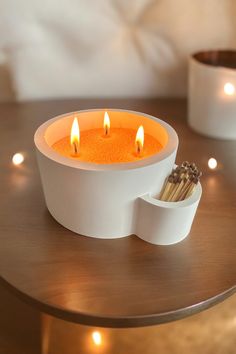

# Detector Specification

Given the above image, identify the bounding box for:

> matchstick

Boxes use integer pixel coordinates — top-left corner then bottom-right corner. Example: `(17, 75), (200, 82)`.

(159, 175), (175, 201)
(170, 177), (187, 202)
(185, 177), (199, 199)
(158, 162), (201, 202)
(167, 176), (182, 201)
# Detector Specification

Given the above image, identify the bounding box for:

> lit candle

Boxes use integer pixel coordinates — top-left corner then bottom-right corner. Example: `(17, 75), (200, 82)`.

(52, 112), (162, 164)
(103, 111), (110, 137)
(189, 50), (236, 139)
(35, 109), (179, 241)
(135, 125), (144, 157)
(70, 117), (80, 156)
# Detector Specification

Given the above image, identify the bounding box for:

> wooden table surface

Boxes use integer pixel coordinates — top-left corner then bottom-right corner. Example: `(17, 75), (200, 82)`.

(0, 98), (235, 328)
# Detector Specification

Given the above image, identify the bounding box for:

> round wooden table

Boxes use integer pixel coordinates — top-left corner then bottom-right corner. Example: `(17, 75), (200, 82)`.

(0, 99), (235, 328)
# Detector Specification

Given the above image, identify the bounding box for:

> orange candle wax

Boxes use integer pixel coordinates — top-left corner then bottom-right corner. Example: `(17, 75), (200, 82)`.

(52, 128), (162, 164)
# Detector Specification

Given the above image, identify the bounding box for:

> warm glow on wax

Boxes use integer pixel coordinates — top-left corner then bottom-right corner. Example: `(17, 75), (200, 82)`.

(135, 125), (144, 156)
(224, 82), (235, 96)
(103, 111), (110, 136)
(70, 117), (80, 155)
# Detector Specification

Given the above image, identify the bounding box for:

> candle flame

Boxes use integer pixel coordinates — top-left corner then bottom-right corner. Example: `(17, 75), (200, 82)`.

(103, 111), (110, 136)
(70, 117), (80, 155)
(135, 125), (144, 156)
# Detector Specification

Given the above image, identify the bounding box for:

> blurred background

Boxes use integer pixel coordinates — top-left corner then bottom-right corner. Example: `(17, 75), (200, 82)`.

(0, 0), (236, 101)
(0, 1), (236, 354)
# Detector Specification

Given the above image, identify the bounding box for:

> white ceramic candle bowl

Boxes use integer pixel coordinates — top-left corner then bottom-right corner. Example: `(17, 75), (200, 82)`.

(35, 109), (201, 245)
(188, 50), (236, 140)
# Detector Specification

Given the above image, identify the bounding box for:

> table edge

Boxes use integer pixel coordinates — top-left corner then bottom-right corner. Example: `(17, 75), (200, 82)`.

(0, 276), (235, 328)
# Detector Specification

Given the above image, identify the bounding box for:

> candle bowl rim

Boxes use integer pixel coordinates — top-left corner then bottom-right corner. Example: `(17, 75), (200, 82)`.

(34, 108), (178, 172)
(191, 49), (236, 71)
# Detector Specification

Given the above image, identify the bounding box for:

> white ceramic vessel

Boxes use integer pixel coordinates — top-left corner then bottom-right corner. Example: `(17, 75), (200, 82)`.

(35, 109), (201, 245)
(188, 50), (236, 140)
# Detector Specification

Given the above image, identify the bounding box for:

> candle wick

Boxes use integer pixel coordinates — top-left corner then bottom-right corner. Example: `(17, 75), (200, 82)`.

(104, 125), (110, 137)
(72, 141), (79, 156)
(136, 141), (143, 157)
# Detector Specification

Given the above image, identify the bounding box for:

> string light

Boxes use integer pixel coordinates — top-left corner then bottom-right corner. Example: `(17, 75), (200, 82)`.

(12, 153), (24, 166)
(208, 158), (217, 170)
(92, 331), (102, 346)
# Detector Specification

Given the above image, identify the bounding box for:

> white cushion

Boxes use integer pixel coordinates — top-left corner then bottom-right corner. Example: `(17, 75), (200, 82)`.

(0, 0), (235, 101)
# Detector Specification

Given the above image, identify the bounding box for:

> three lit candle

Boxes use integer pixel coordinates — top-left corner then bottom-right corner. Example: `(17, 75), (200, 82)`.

(52, 111), (162, 164)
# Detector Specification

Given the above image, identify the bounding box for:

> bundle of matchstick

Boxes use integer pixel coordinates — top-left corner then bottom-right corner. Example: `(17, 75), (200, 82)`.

(159, 162), (202, 202)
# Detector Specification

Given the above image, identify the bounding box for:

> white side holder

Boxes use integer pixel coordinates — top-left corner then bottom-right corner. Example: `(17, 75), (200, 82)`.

(136, 183), (202, 245)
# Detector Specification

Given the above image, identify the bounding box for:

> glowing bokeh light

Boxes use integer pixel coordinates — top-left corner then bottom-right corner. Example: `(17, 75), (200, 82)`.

(208, 158), (217, 170)
(12, 153), (24, 166)
(92, 331), (102, 346)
